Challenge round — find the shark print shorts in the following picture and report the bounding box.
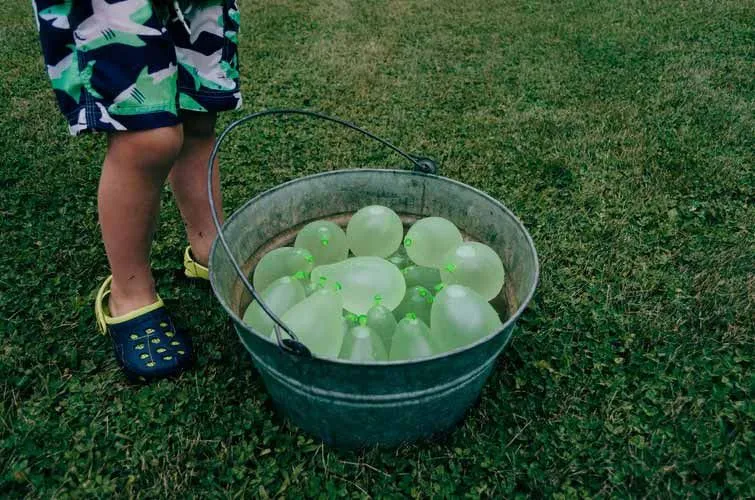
[32,0,241,136]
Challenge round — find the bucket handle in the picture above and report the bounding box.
[208,109,438,357]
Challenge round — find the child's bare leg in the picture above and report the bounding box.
[100,125,184,316]
[169,111,223,266]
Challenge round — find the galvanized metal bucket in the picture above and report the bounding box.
[208,110,539,448]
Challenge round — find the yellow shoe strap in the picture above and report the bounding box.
[94,275,165,335]
[184,246,209,280]
[95,276,113,335]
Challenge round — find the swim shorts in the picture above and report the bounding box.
[32,0,241,136]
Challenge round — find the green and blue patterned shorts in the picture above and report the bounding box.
[33,0,241,136]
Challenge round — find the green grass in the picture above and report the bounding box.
[1,0,753,496]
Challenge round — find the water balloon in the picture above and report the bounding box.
[294,220,348,266]
[303,279,324,296]
[243,276,306,337]
[393,285,433,325]
[403,217,462,268]
[277,288,344,358]
[366,304,398,352]
[402,265,442,292]
[346,205,403,258]
[253,246,313,293]
[440,242,505,300]
[339,317,388,362]
[311,256,406,314]
[386,246,411,269]
[430,285,502,352]
[389,315,435,361]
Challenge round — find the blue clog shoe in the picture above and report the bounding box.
[95,276,193,382]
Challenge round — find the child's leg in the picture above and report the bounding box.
[33,0,186,315]
[166,0,242,265]
[168,111,223,266]
[101,125,183,316]
[33,1,199,380]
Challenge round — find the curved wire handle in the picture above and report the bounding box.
[208,109,438,356]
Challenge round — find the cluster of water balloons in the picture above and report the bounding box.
[243,205,506,362]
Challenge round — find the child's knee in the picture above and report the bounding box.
[135,125,184,164]
[108,125,184,171]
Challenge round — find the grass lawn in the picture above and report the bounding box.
[1,0,753,496]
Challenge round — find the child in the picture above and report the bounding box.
[33,0,241,382]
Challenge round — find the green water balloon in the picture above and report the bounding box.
[339,321,388,362]
[340,315,352,339]
[341,311,359,340]
[393,285,434,325]
[389,315,435,361]
[303,279,324,296]
[402,265,442,295]
[243,276,306,337]
[310,256,406,314]
[276,288,344,358]
[366,304,398,352]
[440,242,505,301]
[252,246,314,292]
[294,220,348,266]
[430,284,502,352]
[403,217,462,268]
[346,205,403,258]
[386,245,412,269]
[343,311,359,325]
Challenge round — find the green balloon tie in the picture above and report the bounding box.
[403,237,412,247]
[427,296,434,304]
[445,263,456,273]
[293,271,307,280]
[319,276,328,282]
[358,315,368,326]
[405,312,417,320]
[304,254,314,263]
[346,313,357,324]
[335,282,343,291]
[373,294,382,304]
[434,283,446,293]
[318,228,329,246]
[418,288,428,297]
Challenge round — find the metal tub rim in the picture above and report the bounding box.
[210,168,540,366]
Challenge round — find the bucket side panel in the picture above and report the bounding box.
[257,357,495,448]
[236,321,513,396]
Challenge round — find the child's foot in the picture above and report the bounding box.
[95,276,193,383]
